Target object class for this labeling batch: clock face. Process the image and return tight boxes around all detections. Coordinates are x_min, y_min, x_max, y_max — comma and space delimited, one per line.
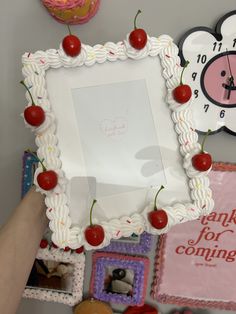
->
201, 51, 236, 108
179, 10, 236, 135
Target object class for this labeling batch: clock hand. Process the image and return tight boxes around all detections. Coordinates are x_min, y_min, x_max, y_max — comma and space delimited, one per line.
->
222, 81, 236, 90
227, 77, 234, 100
225, 49, 235, 100
227, 81, 232, 100
226, 49, 235, 84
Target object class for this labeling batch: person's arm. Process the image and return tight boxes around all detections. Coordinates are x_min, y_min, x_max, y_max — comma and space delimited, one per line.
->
0, 187, 48, 314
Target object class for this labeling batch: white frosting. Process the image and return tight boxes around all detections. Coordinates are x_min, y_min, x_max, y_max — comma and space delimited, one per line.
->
23, 248, 85, 305
124, 34, 152, 59
21, 34, 214, 250
67, 226, 83, 249
33, 167, 67, 195
102, 213, 145, 241
35, 128, 58, 146
22, 110, 55, 133
58, 44, 88, 67
22, 62, 45, 77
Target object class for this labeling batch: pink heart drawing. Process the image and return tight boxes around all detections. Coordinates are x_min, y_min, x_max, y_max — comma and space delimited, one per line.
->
100, 117, 128, 139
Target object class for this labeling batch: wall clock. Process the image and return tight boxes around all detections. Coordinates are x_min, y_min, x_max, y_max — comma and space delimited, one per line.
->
178, 10, 236, 136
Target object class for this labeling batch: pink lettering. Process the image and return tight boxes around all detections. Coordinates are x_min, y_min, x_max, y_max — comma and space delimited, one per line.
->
175, 245, 185, 254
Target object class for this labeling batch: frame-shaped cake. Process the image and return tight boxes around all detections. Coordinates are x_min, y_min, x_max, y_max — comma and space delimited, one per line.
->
21, 33, 214, 250
23, 247, 85, 305
90, 252, 149, 306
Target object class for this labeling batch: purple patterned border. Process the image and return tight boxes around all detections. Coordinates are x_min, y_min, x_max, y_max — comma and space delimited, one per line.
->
102, 232, 153, 254
90, 252, 149, 306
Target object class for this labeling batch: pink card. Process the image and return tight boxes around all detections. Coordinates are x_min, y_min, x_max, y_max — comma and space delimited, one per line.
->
152, 163, 236, 310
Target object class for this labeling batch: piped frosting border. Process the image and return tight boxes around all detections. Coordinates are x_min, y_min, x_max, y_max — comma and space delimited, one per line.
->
21, 34, 214, 250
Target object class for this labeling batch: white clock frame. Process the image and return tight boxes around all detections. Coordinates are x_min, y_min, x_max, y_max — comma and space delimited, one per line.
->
178, 10, 236, 136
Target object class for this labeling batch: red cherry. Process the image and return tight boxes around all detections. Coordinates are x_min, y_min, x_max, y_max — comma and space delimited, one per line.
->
192, 152, 212, 171
37, 170, 58, 191
148, 185, 168, 229
192, 129, 212, 172
24, 106, 45, 126
40, 239, 48, 249
129, 10, 147, 50
85, 224, 105, 246
62, 25, 81, 57
173, 61, 192, 104
62, 35, 81, 57
26, 150, 58, 190
64, 246, 71, 252
75, 246, 84, 254
20, 80, 45, 127
173, 84, 192, 104
148, 209, 168, 229
84, 200, 105, 246
129, 29, 147, 50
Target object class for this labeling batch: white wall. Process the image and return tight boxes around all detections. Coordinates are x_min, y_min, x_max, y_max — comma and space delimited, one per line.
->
1, 1, 236, 313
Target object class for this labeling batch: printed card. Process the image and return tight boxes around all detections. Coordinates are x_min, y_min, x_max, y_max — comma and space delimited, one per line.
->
152, 163, 236, 311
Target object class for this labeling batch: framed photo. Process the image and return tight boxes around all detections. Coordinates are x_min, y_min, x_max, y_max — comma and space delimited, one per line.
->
90, 252, 149, 306
152, 162, 236, 311
23, 247, 85, 306
21, 33, 214, 250
102, 232, 153, 254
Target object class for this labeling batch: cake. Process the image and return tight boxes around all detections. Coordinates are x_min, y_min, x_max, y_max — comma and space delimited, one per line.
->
152, 162, 236, 311
23, 246, 85, 305
21, 32, 214, 250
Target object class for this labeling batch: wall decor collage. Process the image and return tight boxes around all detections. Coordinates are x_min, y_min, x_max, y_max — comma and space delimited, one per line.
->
20, 2, 236, 313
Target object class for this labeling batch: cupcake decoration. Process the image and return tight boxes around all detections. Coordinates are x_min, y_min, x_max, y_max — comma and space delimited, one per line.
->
42, 0, 100, 25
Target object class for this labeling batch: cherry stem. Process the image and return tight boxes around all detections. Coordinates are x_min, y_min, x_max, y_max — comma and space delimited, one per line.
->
180, 61, 190, 85
200, 129, 212, 153
90, 199, 97, 226
20, 80, 35, 106
134, 9, 142, 29
154, 185, 165, 210
26, 149, 47, 171
67, 24, 72, 35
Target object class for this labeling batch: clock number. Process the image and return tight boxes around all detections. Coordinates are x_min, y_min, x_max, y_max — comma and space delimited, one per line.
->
194, 89, 199, 98
233, 39, 236, 48
197, 54, 207, 64
220, 110, 225, 118
192, 72, 197, 81
213, 42, 222, 52
204, 104, 209, 112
